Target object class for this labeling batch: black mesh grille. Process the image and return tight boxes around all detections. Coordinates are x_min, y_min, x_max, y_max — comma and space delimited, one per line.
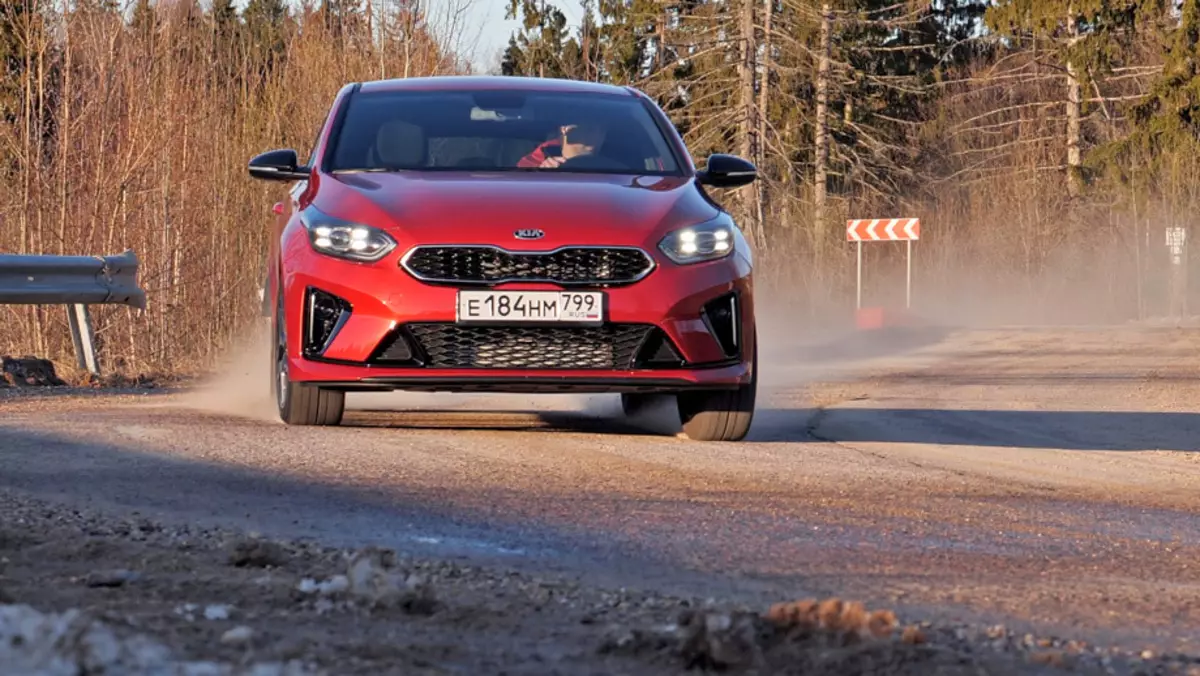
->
406, 323, 654, 369
402, 246, 653, 285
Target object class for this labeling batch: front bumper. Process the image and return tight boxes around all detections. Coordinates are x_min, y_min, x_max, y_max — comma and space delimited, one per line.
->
280, 241, 755, 393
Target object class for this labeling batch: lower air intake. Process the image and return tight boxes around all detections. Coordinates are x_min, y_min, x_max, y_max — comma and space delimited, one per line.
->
633, 328, 686, 368
405, 323, 654, 370
702, 292, 740, 358
303, 288, 351, 357
369, 329, 417, 365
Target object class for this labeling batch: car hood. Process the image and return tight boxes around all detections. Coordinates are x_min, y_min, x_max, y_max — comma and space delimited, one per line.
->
317, 171, 719, 246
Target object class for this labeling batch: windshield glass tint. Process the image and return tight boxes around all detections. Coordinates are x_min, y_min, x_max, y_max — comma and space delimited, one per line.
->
327, 89, 682, 176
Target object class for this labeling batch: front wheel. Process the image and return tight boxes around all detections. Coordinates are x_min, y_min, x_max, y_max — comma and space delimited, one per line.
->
272, 292, 344, 426
676, 349, 756, 442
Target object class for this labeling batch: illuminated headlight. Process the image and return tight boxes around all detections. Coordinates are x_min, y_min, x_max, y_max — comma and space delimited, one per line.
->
301, 208, 396, 262
658, 219, 737, 265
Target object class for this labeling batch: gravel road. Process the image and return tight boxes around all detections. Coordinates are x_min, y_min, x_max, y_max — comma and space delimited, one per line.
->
3, 323, 1200, 674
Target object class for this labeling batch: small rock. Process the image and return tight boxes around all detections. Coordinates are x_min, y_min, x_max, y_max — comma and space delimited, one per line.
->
1141, 650, 1155, 660
203, 604, 231, 621
347, 548, 403, 607
85, 570, 139, 588
1, 356, 66, 387
178, 663, 225, 676
1031, 650, 1068, 668
677, 610, 764, 670
902, 626, 927, 645
220, 626, 254, 646
229, 538, 288, 568
319, 575, 349, 595
402, 574, 438, 615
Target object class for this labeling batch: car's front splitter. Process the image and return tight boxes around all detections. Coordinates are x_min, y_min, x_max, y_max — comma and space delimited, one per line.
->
287, 359, 750, 393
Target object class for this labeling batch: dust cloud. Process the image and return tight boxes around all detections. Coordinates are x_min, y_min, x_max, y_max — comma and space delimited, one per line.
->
168, 233, 1164, 429
173, 319, 280, 422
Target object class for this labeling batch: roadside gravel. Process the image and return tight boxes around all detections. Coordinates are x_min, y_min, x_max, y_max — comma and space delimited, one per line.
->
1, 483, 1196, 675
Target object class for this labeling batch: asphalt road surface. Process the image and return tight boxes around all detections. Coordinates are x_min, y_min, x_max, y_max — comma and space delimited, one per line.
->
3, 323, 1199, 660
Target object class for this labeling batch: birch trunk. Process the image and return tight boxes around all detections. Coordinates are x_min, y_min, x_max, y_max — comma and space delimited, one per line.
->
814, 3, 831, 233
1066, 5, 1082, 199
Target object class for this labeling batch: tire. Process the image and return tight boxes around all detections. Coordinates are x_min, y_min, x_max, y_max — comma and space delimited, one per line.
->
676, 345, 756, 442
272, 291, 344, 426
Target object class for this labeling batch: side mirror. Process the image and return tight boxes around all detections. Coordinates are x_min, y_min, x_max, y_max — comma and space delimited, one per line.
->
696, 153, 757, 188
248, 149, 310, 182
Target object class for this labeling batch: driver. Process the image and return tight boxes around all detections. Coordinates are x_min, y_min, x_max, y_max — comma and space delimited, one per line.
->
517, 120, 608, 168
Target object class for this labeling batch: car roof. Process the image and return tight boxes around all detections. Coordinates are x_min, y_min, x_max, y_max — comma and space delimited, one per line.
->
356, 75, 636, 97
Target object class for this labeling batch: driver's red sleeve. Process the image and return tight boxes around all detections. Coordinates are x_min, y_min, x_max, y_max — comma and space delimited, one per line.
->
518, 139, 561, 167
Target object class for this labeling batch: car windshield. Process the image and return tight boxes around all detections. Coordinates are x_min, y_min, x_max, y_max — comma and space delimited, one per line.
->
326, 88, 683, 176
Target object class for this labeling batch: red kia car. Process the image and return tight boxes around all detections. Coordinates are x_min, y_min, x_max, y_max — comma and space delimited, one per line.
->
248, 76, 759, 441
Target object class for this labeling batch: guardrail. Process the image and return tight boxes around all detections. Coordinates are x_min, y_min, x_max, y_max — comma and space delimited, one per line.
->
0, 250, 147, 375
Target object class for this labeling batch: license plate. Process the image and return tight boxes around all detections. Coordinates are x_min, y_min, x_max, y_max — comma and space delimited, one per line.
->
456, 290, 604, 324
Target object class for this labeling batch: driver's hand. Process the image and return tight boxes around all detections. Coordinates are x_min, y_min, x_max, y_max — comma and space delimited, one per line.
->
539, 156, 566, 168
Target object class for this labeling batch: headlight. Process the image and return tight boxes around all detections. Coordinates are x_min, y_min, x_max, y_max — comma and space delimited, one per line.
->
300, 207, 396, 262
657, 218, 737, 265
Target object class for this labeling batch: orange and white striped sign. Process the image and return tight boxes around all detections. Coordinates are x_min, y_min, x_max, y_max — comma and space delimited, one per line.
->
846, 218, 920, 242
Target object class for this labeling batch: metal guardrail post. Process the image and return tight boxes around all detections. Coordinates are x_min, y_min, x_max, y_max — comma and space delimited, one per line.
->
67, 304, 100, 374
0, 250, 146, 376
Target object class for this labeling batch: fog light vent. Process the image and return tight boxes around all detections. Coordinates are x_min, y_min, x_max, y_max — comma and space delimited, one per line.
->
701, 293, 740, 358
304, 287, 351, 357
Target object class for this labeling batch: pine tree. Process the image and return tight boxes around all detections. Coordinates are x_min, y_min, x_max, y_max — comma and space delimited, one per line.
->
243, 0, 288, 80
320, 0, 365, 50
984, 0, 1170, 196
0, 0, 36, 124
1095, 0, 1200, 190
500, 35, 525, 76
503, 0, 578, 78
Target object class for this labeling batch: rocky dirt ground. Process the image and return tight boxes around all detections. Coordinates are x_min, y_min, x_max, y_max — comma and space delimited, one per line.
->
0, 482, 1188, 676
4, 324, 1200, 675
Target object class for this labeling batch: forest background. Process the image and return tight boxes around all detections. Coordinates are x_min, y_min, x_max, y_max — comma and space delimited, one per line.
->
3, 0, 1199, 372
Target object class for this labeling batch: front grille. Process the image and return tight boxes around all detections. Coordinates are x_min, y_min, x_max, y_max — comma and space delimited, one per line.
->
405, 323, 655, 369
401, 246, 654, 286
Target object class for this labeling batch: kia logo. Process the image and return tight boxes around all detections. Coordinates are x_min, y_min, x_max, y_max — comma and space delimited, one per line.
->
514, 228, 544, 240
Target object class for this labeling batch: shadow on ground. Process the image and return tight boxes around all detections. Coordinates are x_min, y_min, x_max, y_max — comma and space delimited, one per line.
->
333, 402, 1200, 453
808, 407, 1200, 452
